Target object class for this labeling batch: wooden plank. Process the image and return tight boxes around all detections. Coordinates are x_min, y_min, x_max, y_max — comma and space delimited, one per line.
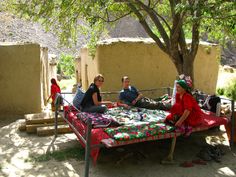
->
24, 112, 63, 124
37, 125, 72, 136
25, 117, 64, 125
26, 122, 66, 133
18, 121, 26, 131
24, 112, 54, 119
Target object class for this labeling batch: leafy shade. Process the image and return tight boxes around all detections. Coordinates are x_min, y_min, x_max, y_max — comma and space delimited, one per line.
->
5, 0, 236, 81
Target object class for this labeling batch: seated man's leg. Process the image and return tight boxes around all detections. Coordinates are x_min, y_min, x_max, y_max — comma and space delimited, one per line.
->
82, 105, 107, 113
136, 97, 168, 110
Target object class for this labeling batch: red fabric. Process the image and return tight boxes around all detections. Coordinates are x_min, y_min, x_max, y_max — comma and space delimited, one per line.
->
64, 106, 110, 164
166, 93, 203, 127
51, 84, 61, 103
199, 111, 228, 128
63, 106, 228, 164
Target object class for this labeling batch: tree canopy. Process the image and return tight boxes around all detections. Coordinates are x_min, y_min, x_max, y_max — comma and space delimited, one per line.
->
5, 0, 236, 81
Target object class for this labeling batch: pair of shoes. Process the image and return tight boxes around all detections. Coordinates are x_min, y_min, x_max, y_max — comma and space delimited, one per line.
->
192, 159, 207, 165
209, 146, 224, 163
197, 145, 224, 163
180, 161, 194, 168
197, 148, 213, 161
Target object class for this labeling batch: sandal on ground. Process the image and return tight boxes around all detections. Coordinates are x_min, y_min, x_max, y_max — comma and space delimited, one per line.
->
209, 146, 222, 163
180, 161, 194, 168
192, 159, 207, 165
161, 157, 175, 165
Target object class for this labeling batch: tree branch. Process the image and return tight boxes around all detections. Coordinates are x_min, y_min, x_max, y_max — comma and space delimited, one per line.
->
95, 11, 133, 23
127, 2, 169, 54
190, 0, 203, 59
135, 0, 170, 50
152, 0, 161, 9
179, 28, 188, 55
153, 11, 171, 32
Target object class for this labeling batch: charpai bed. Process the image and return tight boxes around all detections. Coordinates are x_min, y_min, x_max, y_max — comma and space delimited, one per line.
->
54, 90, 235, 177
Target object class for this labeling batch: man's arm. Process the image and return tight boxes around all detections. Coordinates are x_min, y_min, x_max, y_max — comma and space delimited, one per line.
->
117, 100, 130, 108
131, 86, 143, 105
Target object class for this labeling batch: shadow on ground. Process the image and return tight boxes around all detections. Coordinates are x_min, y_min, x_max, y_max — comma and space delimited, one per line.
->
0, 119, 236, 177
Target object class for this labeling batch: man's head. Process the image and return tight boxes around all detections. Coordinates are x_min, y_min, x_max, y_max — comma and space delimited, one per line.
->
121, 76, 130, 88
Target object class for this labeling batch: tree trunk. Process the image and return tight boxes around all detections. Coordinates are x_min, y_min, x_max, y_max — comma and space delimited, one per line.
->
183, 56, 194, 82
171, 54, 194, 84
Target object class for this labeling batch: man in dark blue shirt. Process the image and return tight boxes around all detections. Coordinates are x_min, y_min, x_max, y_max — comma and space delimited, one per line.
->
119, 82, 142, 105
119, 76, 168, 110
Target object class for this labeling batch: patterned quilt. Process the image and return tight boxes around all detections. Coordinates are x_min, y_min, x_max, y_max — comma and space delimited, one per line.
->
106, 107, 169, 125
76, 107, 175, 141
76, 107, 169, 126
104, 122, 175, 141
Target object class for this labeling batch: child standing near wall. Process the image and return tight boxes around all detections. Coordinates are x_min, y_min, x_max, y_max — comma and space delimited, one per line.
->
47, 78, 61, 111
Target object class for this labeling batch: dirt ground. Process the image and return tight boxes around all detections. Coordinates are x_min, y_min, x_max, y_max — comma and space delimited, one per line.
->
0, 117, 236, 177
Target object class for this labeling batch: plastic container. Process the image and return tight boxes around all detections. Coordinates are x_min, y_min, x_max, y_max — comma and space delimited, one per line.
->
171, 80, 177, 106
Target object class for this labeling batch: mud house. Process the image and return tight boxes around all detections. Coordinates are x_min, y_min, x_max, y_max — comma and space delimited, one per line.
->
75, 56, 82, 85
0, 42, 57, 116
79, 38, 220, 97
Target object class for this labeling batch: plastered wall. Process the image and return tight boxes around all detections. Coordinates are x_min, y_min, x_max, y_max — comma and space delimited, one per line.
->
80, 47, 100, 90
80, 38, 220, 97
0, 43, 42, 115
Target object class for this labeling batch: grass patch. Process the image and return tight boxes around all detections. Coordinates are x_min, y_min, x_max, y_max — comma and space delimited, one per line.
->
26, 146, 84, 162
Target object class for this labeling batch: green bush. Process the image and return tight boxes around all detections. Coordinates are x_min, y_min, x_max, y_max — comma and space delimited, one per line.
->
225, 80, 236, 100
57, 54, 75, 77
216, 87, 225, 96
217, 80, 236, 100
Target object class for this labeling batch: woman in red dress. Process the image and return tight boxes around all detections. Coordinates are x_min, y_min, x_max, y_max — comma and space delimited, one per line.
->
166, 79, 203, 127
48, 78, 61, 111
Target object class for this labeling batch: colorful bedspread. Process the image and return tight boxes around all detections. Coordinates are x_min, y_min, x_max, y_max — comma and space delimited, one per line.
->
105, 107, 169, 125
64, 106, 228, 164
76, 107, 169, 127
105, 122, 175, 141
76, 107, 173, 141
76, 111, 114, 127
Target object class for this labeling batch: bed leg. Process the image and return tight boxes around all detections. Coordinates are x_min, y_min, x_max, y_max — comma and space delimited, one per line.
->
84, 118, 92, 177
167, 87, 171, 96
161, 137, 176, 164
54, 102, 58, 138
230, 100, 235, 148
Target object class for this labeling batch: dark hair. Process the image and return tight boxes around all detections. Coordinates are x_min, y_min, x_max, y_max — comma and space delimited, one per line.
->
121, 76, 129, 83
51, 78, 60, 89
51, 78, 57, 85
94, 74, 104, 83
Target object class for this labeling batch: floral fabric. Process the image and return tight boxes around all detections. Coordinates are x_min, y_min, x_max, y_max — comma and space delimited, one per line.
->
76, 107, 174, 141
105, 107, 169, 125
76, 112, 113, 127
77, 107, 169, 127
104, 122, 175, 141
